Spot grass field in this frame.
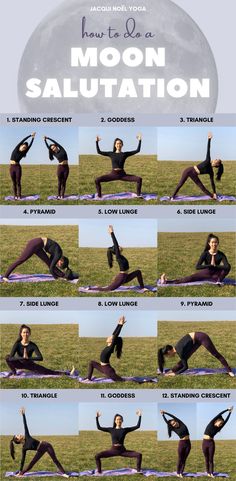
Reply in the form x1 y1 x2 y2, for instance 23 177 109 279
79 337 157 389
78 155 157 204
0 435 79 480
157 232 236 297
0 225 79 297
0 324 79 389
0 165 41 205
40 165 79 205
157 321 236 389
78 247 157 297
157 161 236 204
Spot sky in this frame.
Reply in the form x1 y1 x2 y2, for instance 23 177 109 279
78 310 157 336
158 218 236 232
158 403 196 440
196 403 235 440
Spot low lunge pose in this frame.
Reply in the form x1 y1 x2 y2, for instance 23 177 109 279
160 410 191 478
9 133 36 199
9 408 69 477
85 316 125 382
44 136 69 199
95 410 142 473
2 237 78 282
161 233 231 286
202 407 233 477
158 331 234 377
171 133 223 200
95 135 142 197
5 324 74 377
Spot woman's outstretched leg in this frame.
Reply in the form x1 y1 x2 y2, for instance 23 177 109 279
124 270 145 288
121 450 142 471
121 173 142 196
195 332 232 373
172 167 193 198
5 356 63 375
4 238 45 278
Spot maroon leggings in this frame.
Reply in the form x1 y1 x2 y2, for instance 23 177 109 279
172 166 213 198
95 169 142 197
57 164 69 197
167 266 230 284
10 164 22 197
21 441 66 474
4 238 51 278
87 361 123 381
95 445 142 473
172 332 232 374
202 438 215 475
177 439 191 475
90 270 145 291
5 356 63 376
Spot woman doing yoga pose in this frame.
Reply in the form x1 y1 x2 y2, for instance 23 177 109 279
2 237 78 282
10 133 36 199
158 331 234 377
160 410 191 478
161 233 231 286
9 408 69 478
5 324 75 377
95 135 142 197
85 316 125 382
44 136 69 199
171 133 223 200
202 407 233 477
95 410 142 473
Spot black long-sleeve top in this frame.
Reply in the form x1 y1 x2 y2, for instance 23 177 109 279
204 409 232 438
96 415 141 445
100 324 123 363
20 414 40 471
96 140 141 170
196 138 216 193
174 334 196 374
196 250 230 271
10 135 34 163
8 341 43 361
110 232 129 271
44 238 64 278
162 412 189 438
44 137 68 162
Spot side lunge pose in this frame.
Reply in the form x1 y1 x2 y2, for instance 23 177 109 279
160 233 231 286
95 410 142 473
85 316 125 381
9 133 36 199
95 135 142 197
202 407 233 477
160 410 191 478
44 136 69 199
171 133 223 200
9 408 69 477
158 331 234 377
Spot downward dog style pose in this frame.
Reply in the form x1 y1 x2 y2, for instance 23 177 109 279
202 407 233 477
9 408 69 478
95 410 142 473
161 233 231 285
5 324 75 377
95 135 142 197
44 136 69 199
160 410 191 478
158 331 234 377
2 237 78 282
85 316 125 382
171 133 223 199
9 133 36 199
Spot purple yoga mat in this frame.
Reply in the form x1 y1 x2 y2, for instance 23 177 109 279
79 285 156 293
79 376 158 384
157 278 236 287
159 368 236 376
0 274 79 284
160 194 236 202
4 195 40 201
79 192 157 201
5 472 78 478
47 195 79 200
0 370 80 379
5 470 229 478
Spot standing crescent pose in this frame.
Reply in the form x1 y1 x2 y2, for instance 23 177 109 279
171 133 223 200
95 410 142 473
160 410 191 478
95 135 142 198
9 408 69 478
9 133 36 199
44 136 69 199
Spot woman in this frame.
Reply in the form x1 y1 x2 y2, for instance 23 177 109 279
9 408 69 478
87 226 145 292
44 136 69 199
95 135 142 198
2 237 78 282
10 133 36 200
202 407 233 477
171 133 223 200
160 410 191 478
85 316 125 382
157 331 234 377
5 324 74 377
160 233 231 286
95 410 142 474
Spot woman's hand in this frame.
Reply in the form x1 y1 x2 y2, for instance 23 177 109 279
96 136 101 142
136 409 142 416
23 348 28 359
96 411 101 417
32 132 36 137
228 406 234 412
20 407 25 415
118 316 126 325
165 371 176 377
160 410 165 415
208 132 213 139
43 136 47 140
136 134 142 141
108 225 114 234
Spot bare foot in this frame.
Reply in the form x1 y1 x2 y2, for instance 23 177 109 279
160 273 167 284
